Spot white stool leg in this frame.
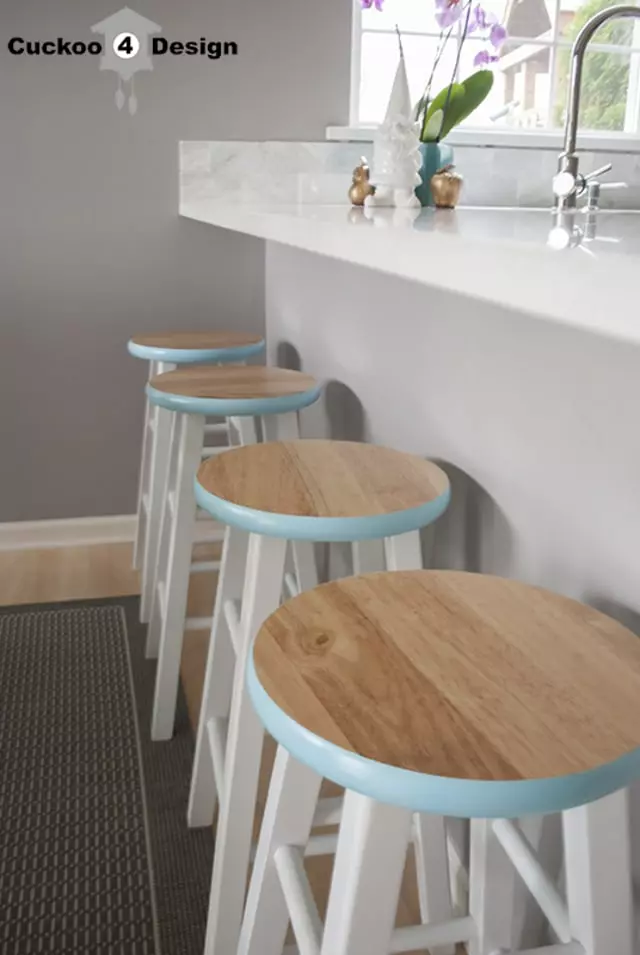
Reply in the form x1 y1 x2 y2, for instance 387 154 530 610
629 782 640 942
412 814 455 955
187 523 249 827
203 532 287 955
385 531 455 953
321 791 413 955
564 789 634 955
238 745 323 955
140 405 172 622
268 410 318 592
133 359 157 571
232 414 258 447
146 411 179 659
150 412 205 741
352 539 386 574
469 818 518 955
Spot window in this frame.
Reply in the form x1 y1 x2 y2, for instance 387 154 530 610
353 0 640 134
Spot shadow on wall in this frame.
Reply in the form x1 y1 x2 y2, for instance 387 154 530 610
273 339 516 578
274 340 370 444
421 462 514 576
588 597 640 636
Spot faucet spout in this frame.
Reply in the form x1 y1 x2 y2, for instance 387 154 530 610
554 4 640 209
564 4 640 157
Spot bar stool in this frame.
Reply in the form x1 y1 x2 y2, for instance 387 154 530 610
242 569 640 955
189 440 451 955
127 330 265 622
144 365 322 742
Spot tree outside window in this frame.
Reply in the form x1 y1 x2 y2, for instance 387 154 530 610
553 0 633 130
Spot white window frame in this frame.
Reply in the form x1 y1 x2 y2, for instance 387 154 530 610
327 0 640 150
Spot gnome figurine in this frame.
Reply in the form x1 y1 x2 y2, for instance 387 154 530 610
365 32 421 210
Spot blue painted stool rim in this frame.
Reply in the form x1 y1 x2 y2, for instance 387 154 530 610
194 479 450 542
127 338 265 364
145 381 323 418
247 655 640 818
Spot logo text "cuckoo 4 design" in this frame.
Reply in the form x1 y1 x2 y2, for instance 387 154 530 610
8 37 238 60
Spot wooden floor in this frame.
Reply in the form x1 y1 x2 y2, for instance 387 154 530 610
0 541 432 953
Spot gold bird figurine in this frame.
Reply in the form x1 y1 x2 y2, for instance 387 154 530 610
349 158 376 206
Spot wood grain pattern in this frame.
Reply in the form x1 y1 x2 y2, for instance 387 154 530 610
254 570 640 781
131 331 263 350
149 366 318 400
197 441 449 518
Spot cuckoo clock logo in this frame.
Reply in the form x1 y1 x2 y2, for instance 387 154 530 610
91 7 161 114
7 8 238 114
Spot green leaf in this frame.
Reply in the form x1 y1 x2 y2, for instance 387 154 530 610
422 109 445 142
422 70 494 141
421 83 464 140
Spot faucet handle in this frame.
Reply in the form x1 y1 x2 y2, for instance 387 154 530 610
582 162 613 183
553 162 614 201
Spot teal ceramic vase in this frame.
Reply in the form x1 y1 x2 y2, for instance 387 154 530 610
415 142 455 207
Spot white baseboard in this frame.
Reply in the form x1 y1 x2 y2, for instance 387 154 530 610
0 515 137 551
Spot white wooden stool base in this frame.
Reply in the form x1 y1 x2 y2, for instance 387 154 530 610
470 790 634 955
134 360 169 574
147 413 255 740
187 524 249 827
150 412 205 740
322 792 413 955
203 533 288 955
563 790 634 955
237 746 323 955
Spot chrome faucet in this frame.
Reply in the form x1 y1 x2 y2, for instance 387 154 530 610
553 4 640 210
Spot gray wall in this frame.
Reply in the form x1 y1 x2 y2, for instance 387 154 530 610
0 0 351 521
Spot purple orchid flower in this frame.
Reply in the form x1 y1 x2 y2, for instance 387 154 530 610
434 0 463 29
473 48 500 65
468 4 494 33
489 22 508 48
361 0 384 9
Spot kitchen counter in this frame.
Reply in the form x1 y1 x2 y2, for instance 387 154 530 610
180 198 640 345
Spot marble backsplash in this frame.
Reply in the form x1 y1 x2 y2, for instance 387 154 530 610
180 139 640 209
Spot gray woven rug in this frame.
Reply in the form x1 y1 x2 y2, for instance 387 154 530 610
0 597 213 955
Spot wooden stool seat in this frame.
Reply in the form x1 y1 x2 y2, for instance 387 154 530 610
196 440 450 542
249 570 640 817
128 330 264 364
146 366 322 417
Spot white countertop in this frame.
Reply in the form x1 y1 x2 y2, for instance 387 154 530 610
180 199 640 345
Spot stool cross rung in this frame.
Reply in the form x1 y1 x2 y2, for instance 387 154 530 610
388 915 474 954
185 615 213 631
222 599 242 655
304 833 338 857
312 796 343 828
492 818 571 944
201 446 230 460
514 946 584 955
204 422 230 436
190 559 221 574
206 717 227 804
191 523 224 545
274 846 323 955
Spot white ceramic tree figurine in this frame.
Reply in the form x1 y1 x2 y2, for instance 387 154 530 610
365 34 421 210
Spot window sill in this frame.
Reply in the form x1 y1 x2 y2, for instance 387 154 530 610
326 125 640 153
